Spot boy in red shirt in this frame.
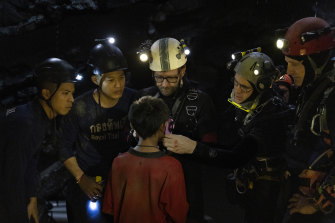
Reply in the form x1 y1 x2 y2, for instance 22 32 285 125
102 96 189 223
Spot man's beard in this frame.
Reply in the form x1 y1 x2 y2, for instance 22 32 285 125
157 84 179 96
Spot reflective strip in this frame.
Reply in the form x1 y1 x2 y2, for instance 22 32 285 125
159 38 170 71
227 98 251 112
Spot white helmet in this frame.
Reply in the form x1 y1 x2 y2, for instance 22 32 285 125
149 38 187 72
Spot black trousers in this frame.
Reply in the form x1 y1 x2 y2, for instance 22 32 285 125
64 179 113 223
177 155 205 223
243 179 282 223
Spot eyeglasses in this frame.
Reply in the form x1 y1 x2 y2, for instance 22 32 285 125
154 75 179 83
233 78 253 93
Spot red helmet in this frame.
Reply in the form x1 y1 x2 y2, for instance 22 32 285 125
281 17 335 56
275 74 294 88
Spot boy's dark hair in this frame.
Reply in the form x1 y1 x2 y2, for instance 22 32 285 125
128 96 169 139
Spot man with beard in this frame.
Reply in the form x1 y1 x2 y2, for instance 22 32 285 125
137 37 217 223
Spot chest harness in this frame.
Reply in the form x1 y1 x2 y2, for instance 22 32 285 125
154 88 200 137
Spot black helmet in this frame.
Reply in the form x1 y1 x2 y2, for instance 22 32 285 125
87 42 127 77
34 58 76 87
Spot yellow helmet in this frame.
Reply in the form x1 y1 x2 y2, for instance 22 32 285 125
149 38 187 72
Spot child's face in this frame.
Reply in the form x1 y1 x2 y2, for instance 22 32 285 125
100 70 126 100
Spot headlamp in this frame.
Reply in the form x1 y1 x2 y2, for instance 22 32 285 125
300 26 334 44
95 36 116 44
75 73 83 81
231 54 236 60
107 37 116 44
137 40 153 63
139 53 149 62
276 38 288 50
180 39 191 55
231 47 261 61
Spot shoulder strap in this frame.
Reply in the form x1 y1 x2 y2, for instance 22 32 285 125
171 88 201 136
295 78 332 140
172 88 200 117
171 91 186 116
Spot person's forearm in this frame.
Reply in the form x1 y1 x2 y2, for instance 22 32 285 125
64 156 84 181
193 135 257 168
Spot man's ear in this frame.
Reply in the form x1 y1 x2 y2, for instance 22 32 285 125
180 65 186 78
91 75 99 86
41 89 51 100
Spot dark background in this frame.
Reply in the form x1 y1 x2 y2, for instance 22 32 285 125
1 0 335 111
2 1 335 222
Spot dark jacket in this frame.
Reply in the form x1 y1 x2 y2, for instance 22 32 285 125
0 99 51 223
194 88 294 168
286 68 335 173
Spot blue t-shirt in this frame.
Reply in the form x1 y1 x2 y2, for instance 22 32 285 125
59 87 137 176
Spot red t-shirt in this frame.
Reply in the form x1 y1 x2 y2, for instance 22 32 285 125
102 149 189 223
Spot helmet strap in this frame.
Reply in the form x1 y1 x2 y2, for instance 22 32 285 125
97 88 102 107
40 83 60 117
228 90 261 113
96 75 103 86
307 54 330 80
40 95 56 119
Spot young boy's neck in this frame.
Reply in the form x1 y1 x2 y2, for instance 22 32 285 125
135 136 160 152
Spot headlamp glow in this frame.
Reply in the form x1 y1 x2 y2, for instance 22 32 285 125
94 36 116 44
180 39 191 55
184 48 191 55
276 38 288 50
107 37 116 44
139 53 149 62
137 40 153 63
89 201 98 210
75 74 83 81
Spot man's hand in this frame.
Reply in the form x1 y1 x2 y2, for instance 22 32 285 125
163 134 197 154
78 175 103 200
27 197 39 223
287 193 318 215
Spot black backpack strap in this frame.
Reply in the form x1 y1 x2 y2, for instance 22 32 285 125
310 73 335 137
170 88 201 135
171 91 187 116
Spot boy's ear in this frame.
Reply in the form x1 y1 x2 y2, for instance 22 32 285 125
160 123 166 134
41 89 51 100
